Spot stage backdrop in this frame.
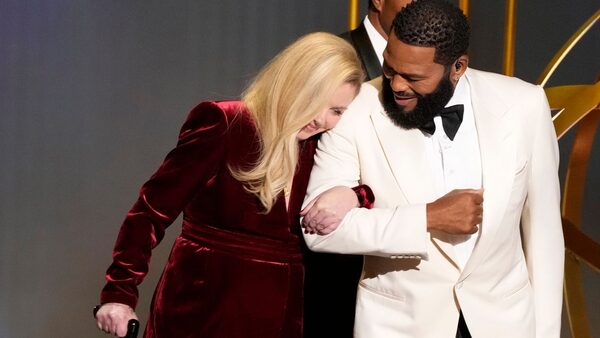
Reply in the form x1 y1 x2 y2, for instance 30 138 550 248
1 1 598 337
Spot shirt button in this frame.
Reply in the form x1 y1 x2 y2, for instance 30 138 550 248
456 282 463 289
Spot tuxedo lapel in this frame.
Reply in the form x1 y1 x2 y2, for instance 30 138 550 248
347 23 381 81
368 80 459 266
460 69 516 279
369 94 436 204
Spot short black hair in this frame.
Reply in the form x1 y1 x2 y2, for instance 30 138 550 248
391 0 470 65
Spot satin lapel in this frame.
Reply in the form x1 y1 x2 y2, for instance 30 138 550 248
349 23 381 81
369 85 458 265
460 70 515 279
369 104 435 204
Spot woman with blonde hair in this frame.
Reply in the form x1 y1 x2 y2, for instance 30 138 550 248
94 32 365 337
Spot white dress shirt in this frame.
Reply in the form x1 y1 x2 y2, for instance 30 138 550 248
363 16 387 66
425 76 482 269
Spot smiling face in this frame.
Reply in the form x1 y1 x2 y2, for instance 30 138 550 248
382 34 448 111
380 33 467 129
296 82 358 140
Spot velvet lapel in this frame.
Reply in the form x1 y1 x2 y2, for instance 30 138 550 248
288 137 318 222
459 69 516 279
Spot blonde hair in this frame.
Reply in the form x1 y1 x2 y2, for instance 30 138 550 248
232 32 364 213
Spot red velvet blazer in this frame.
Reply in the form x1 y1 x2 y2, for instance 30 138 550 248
100 101 318 338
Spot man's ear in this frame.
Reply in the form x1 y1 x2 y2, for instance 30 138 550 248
371 0 384 12
450 55 469 81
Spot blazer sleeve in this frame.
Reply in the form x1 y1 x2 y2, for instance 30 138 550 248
520 87 564 338
301 101 428 258
100 101 230 309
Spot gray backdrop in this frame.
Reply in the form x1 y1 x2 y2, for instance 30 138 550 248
1 1 598 337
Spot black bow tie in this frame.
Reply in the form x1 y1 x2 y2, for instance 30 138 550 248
419 104 464 140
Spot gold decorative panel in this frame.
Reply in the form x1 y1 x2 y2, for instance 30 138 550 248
542 10 599 336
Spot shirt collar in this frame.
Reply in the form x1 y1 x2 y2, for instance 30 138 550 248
432 70 473 141
446 72 470 108
363 16 387 66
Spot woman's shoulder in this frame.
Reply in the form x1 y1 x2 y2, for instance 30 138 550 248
188 100 251 123
180 100 255 137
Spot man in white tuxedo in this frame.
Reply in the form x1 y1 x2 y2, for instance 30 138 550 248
301 0 564 337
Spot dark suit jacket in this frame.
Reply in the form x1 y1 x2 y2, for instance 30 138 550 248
340 22 382 81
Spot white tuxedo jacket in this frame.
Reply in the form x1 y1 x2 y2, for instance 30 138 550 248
303 68 564 338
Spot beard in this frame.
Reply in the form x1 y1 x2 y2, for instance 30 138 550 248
381 71 455 130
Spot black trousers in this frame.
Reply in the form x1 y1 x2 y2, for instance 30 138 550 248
456 311 472 338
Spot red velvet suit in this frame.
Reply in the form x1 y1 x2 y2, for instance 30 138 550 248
100 101 318 338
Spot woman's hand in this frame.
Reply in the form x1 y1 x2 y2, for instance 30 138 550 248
95 303 138 337
301 186 359 235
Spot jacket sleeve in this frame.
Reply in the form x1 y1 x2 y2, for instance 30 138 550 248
100 101 230 309
520 87 564 338
301 104 428 258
